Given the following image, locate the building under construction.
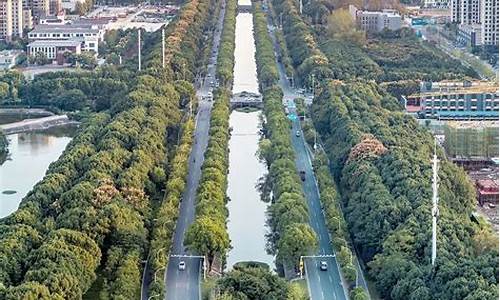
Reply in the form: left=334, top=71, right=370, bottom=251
left=443, top=121, right=499, bottom=161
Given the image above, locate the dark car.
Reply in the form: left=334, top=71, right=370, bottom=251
left=299, top=171, right=306, bottom=181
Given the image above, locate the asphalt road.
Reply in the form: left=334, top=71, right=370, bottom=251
left=163, top=3, right=226, bottom=300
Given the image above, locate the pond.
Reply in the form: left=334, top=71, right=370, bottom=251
left=0, top=126, right=76, bottom=218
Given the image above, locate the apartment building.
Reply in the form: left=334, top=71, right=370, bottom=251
left=480, top=0, right=499, bottom=45
left=452, top=0, right=499, bottom=45
left=23, top=0, right=49, bottom=19
left=22, top=7, right=31, bottom=29
left=349, top=5, right=402, bottom=33
left=48, top=0, right=60, bottom=15
left=0, top=0, right=12, bottom=40
left=11, top=0, right=22, bottom=37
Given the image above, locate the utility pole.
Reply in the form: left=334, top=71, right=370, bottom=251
left=431, top=139, right=440, bottom=267
left=162, top=27, right=165, bottom=69
left=138, top=28, right=142, bottom=71
left=311, top=74, right=315, bottom=97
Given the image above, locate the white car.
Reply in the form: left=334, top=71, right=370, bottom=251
left=178, top=261, right=186, bottom=271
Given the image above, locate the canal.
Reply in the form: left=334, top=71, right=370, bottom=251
left=0, top=125, right=75, bottom=218
left=226, top=4, right=274, bottom=268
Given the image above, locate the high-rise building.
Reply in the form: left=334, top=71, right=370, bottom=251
left=461, top=0, right=482, bottom=24
left=48, top=0, right=60, bottom=15
left=23, top=0, right=49, bottom=18
left=22, top=8, right=32, bottom=29
left=451, top=0, right=461, bottom=22
left=0, top=0, right=12, bottom=40
left=11, top=0, right=22, bottom=37
left=451, top=0, right=499, bottom=46
left=480, top=0, right=499, bottom=45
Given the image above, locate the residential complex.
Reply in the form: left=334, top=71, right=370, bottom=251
left=0, top=0, right=12, bottom=40
left=404, top=80, right=499, bottom=120
left=452, top=0, right=499, bottom=45
left=349, top=5, right=402, bottom=33
left=11, top=0, right=22, bottom=37
left=480, top=0, right=499, bottom=45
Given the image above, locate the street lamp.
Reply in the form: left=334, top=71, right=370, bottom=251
left=154, top=266, right=166, bottom=283
left=148, top=294, right=160, bottom=300
left=331, top=216, right=341, bottom=231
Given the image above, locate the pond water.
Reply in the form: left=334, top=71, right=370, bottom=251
left=0, top=126, right=76, bottom=218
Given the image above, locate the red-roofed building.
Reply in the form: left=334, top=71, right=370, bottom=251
left=476, top=178, right=499, bottom=205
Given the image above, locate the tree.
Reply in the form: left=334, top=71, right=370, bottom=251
left=217, top=264, right=289, bottom=300
left=54, top=89, right=89, bottom=111
left=277, top=223, right=318, bottom=268
left=327, top=9, right=366, bottom=46
left=0, top=82, right=9, bottom=100
left=185, top=216, right=230, bottom=267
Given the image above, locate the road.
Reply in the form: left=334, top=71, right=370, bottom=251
left=163, top=3, right=226, bottom=300
left=262, top=3, right=370, bottom=298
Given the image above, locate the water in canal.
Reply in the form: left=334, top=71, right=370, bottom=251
left=226, top=8, right=274, bottom=268
left=0, top=126, right=75, bottom=218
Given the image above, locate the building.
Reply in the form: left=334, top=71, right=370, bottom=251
left=476, top=179, right=499, bottom=205
left=0, top=0, right=12, bottom=40
left=480, top=0, right=499, bottom=45
left=48, top=0, right=60, bottom=15
left=22, top=7, right=31, bottom=29
left=424, top=0, right=449, bottom=8
left=461, top=0, right=481, bottom=24
left=39, top=14, right=64, bottom=24
left=451, top=0, right=499, bottom=45
left=0, top=49, right=22, bottom=68
left=28, top=24, right=103, bottom=42
left=457, top=24, right=482, bottom=46
left=11, top=0, right=22, bottom=37
left=28, top=24, right=99, bottom=55
left=349, top=5, right=402, bottom=33
left=60, top=0, right=83, bottom=12
left=27, top=39, right=80, bottom=63
left=443, top=121, right=499, bottom=159
left=23, top=0, right=49, bottom=19
left=404, top=80, right=499, bottom=119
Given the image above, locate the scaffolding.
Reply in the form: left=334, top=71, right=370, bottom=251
left=444, top=121, right=499, bottom=159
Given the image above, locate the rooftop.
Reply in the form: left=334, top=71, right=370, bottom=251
left=28, top=40, right=82, bottom=47
left=30, top=24, right=99, bottom=34
left=445, top=120, right=499, bottom=128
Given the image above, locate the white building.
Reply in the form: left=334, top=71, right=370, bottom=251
left=480, top=0, right=499, bottom=45
left=0, top=49, right=22, bottom=69
left=424, top=0, right=450, bottom=8
left=458, top=24, right=482, bottom=46
left=28, top=39, right=80, bottom=61
left=349, top=5, right=402, bottom=33
left=28, top=24, right=99, bottom=54
left=451, top=0, right=499, bottom=46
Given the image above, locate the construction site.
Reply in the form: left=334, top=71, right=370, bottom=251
left=442, top=120, right=499, bottom=231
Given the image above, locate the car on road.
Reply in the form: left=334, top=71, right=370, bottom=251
left=299, top=170, right=306, bottom=181
left=320, top=261, right=328, bottom=271
left=295, top=130, right=300, bottom=137
left=178, top=261, right=186, bottom=271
